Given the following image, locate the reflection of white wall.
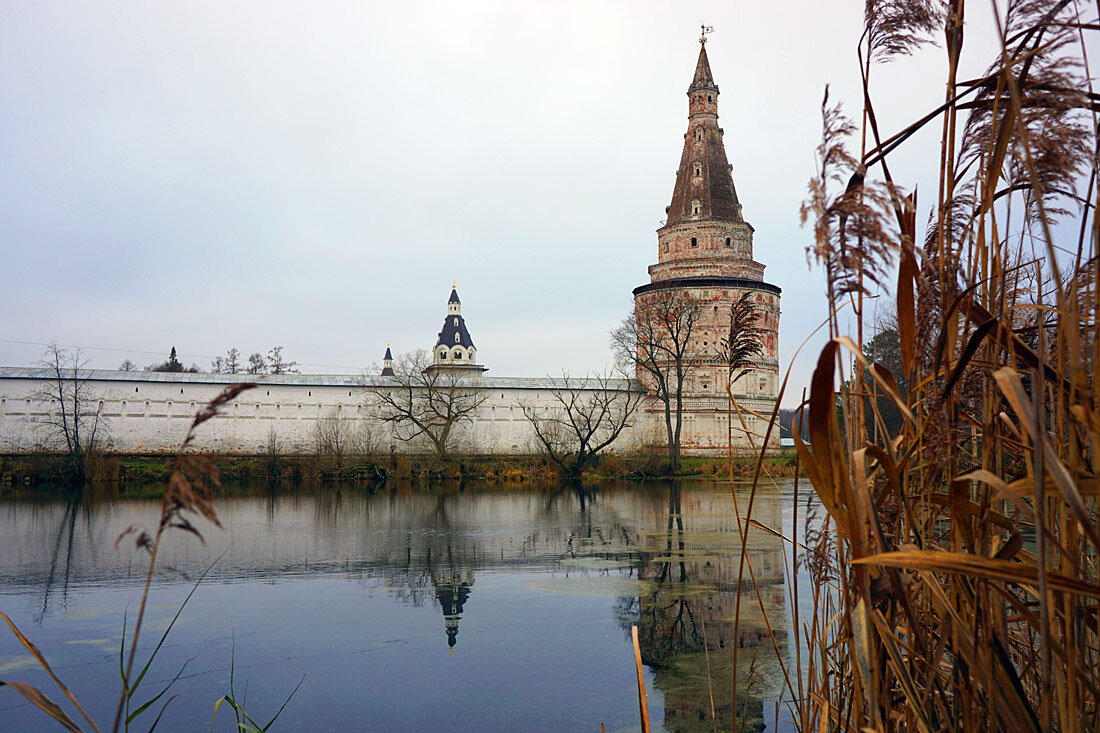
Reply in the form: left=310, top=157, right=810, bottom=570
left=0, top=484, right=790, bottom=591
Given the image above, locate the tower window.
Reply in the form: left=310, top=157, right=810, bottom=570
left=707, top=95, right=712, bottom=103
left=692, top=162, right=702, bottom=177
left=455, top=352, right=462, bottom=360
left=663, top=242, right=669, bottom=253
left=695, top=129, right=704, bottom=141
left=454, top=333, right=460, bottom=343
left=690, top=237, right=697, bottom=247
left=453, top=317, right=458, bottom=326
left=440, top=352, right=447, bottom=359
left=725, top=237, right=731, bottom=247
left=691, top=200, right=701, bottom=216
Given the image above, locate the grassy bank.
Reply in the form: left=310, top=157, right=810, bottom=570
left=0, top=450, right=801, bottom=495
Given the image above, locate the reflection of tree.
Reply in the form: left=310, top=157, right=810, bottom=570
left=634, top=485, right=706, bottom=660
left=618, top=482, right=785, bottom=733
left=36, top=493, right=84, bottom=622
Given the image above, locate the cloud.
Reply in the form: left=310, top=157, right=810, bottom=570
left=0, top=1, right=1011, bottom=405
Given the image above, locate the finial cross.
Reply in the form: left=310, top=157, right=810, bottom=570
left=699, top=24, right=713, bottom=44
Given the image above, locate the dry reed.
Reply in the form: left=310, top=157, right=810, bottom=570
left=729, top=1, right=1100, bottom=730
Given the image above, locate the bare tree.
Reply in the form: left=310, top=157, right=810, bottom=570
left=209, top=356, right=225, bottom=373
left=246, top=352, right=267, bottom=374
left=118, top=359, right=137, bottom=371
left=314, top=411, right=353, bottom=471
left=520, top=371, right=641, bottom=479
left=351, top=412, right=381, bottom=456
left=262, top=425, right=285, bottom=479
left=224, top=348, right=241, bottom=374
left=31, top=342, right=108, bottom=480
left=610, top=289, right=701, bottom=471
left=267, top=346, right=299, bottom=375
left=364, top=349, right=488, bottom=459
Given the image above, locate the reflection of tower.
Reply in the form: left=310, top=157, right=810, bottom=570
left=432, top=569, right=474, bottom=649
left=626, top=483, right=787, bottom=732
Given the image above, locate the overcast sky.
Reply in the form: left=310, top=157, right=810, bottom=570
left=0, top=2, right=1052, bottom=405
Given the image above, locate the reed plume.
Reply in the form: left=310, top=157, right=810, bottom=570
left=778, top=0, right=1100, bottom=729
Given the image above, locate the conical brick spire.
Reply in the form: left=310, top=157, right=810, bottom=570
left=691, top=43, right=715, bottom=88
left=664, top=41, right=742, bottom=227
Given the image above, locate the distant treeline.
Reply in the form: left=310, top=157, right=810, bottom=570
left=119, top=345, right=300, bottom=375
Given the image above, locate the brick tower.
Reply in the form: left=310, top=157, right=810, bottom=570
left=632, top=36, right=781, bottom=453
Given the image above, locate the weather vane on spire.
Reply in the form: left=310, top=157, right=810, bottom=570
left=699, top=23, right=713, bottom=44
left=452, top=279, right=457, bottom=289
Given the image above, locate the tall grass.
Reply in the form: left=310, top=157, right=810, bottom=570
left=728, top=1, right=1100, bottom=730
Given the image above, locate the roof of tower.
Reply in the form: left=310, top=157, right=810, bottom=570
left=691, top=43, right=715, bottom=88
left=381, top=344, right=395, bottom=375
left=664, top=45, right=743, bottom=227
left=448, top=288, right=461, bottom=304
left=436, top=314, right=475, bottom=349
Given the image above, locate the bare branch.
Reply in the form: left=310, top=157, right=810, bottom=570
left=520, top=371, right=641, bottom=478
left=363, top=349, right=488, bottom=459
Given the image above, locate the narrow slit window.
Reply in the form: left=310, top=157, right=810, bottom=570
left=691, top=237, right=698, bottom=247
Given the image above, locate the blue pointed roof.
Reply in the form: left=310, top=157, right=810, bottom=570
left=448, top=288, right=461, bottom=304
left=436, top=314, right=475, bottom=349
left=384, top=346, right=393, bottom=360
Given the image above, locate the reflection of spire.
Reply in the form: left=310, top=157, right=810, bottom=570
left=432, top=569, right=474, bottom=649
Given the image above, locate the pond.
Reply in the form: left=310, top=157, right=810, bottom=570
left=0, top=479, right=816, bottom=732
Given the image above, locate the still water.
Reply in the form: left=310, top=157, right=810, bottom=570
left=0, top=480, right=813, bottom=732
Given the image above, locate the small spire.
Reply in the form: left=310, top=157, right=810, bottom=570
left=381, top=342, right=394, bottom=376
left=692, top=40, right=715, bottom=88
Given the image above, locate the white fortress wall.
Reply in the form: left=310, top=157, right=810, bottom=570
left=0, top=368, right=650, bottom=455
